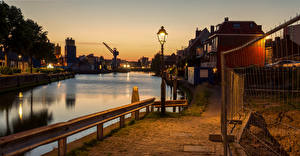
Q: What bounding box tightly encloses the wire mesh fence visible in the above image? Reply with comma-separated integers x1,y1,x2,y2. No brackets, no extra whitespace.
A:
221,15,300,156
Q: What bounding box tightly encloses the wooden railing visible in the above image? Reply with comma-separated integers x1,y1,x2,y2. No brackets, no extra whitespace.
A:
152,100,188,112
0,98,155,156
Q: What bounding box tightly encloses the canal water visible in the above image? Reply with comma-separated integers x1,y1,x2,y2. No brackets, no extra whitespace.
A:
0,72,184,155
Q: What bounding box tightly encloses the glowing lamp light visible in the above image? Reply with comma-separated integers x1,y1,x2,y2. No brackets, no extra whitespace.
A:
19,92,23,98
18,55,22,59
123,64,127,68
126,64,130,68
47,64,54,69
213,67,217,73
157,26,168,45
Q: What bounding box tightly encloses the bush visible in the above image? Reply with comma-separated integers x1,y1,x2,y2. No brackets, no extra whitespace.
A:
38,67,64,74
26,68,39,73
0,66,21,75
12,68,21,73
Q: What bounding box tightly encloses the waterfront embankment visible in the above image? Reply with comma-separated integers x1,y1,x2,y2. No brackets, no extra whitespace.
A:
84,85,222,155
45,84,223,156
0,72,75,94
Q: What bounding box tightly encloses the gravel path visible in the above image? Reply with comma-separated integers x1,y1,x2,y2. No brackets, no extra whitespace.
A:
88,86,223,156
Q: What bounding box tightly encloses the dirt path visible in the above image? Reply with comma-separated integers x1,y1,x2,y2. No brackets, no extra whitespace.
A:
87,86,223,156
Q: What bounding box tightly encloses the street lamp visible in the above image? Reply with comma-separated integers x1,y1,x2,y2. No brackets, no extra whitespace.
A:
157,26,168,114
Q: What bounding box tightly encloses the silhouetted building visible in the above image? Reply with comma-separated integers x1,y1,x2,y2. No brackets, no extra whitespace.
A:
187,28,211,58
54,44,61,58
164,53,178,68
268,36,300,61
65,38,77,67
54,44,64,66
284,24,300,46
138,56,150,67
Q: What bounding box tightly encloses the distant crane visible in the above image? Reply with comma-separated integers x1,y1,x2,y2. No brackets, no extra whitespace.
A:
102,42,119,71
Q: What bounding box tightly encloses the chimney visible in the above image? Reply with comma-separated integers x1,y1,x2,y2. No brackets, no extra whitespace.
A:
195,27,201,37
210,25,215,33
224,17,229,22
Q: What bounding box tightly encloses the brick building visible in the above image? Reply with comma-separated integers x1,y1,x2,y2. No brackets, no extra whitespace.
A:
202,17,264,71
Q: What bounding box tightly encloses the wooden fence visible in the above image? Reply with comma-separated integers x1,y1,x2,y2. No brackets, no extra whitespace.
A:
0,98,188,156
0,98,155,156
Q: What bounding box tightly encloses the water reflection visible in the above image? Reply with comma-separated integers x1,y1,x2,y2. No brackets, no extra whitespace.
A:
12,109,53,134
66,82,76,109
0,72,182,137
18,103,23,120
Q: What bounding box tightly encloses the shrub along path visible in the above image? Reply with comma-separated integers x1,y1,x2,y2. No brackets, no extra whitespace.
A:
82,85,223,156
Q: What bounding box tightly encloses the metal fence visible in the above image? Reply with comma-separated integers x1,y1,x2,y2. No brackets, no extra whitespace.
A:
221,15,300,155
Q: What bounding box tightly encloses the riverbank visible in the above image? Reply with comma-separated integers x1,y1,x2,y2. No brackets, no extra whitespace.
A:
49,84,222,156
0,72,75,94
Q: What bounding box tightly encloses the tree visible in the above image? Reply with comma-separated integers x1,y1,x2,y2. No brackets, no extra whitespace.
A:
0,2,23,66
151,53,162,76
26,20,57,72
1,2,57,72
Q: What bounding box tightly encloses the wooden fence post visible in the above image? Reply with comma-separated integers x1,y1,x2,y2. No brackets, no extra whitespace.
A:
97,123,104,140
120,115,125,128
173,106,176,112
151,105,154,112
135,110,139,120
58,137,67,156
146,106,150,113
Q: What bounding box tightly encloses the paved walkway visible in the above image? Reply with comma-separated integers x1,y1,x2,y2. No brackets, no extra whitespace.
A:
88,86,223,156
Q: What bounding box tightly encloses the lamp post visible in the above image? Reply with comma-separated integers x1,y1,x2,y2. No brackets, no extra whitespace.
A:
157,26,168,114
17,54,22,69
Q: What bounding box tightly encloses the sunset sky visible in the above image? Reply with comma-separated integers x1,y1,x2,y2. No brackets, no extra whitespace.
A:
5,0,300,61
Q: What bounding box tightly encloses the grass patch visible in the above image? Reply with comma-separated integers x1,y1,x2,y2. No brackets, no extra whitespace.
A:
67,139,98,156
145,112,181,119
106,128,121,137
67,127,123,156
128,119,135,125
182,85,211,116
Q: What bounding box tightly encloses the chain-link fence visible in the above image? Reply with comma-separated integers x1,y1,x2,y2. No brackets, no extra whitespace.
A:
221,15,300,156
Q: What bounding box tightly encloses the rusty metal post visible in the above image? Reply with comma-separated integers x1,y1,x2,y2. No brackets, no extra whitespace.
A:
221,53,228,156
131,86,140,118
58,137,67,156
120,115,125,128
96,123,104,140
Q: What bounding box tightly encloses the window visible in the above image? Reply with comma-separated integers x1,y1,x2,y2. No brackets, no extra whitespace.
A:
233,23,241,29
250,23,254,28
